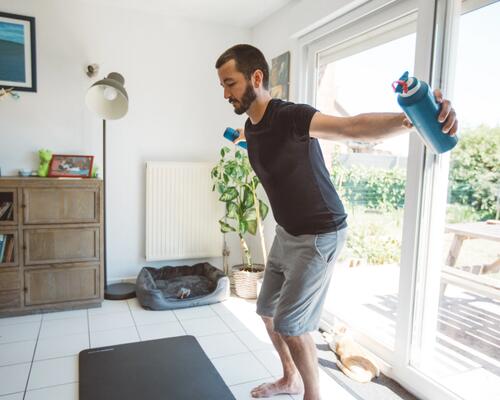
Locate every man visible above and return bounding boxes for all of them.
[215,44,457,400]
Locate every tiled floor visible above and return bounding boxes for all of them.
[0,296,356,400]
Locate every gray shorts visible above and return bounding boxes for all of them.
[256,225,347,336]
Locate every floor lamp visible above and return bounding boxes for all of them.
[85,72,136,300]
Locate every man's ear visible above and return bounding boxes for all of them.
[252,69,264,88]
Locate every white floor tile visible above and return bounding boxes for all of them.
[210,297,256,316]
[27,356,78,390]
[218,312,253,332]
[219,311,266,333]
[230,378,294,400]
[0,340,36,366]
[0,322,40,344]
[235,329,274,351]
[197,332,248,359]
[35,333,88,360]
[253,349,283,376]
[42,309,87,321]
[212,352,271,386]
[0,314,41,327]
[88,300,129,315]
[0,363,31,396]
[290,369,356,400]
[127,298,144,311]
[90,326,140,348]
[0,393,24,400]
[181,316,231,337]
[89,311,134,332]
[39,317,87,339]
[132,309,177,326]
[137,321,185,341]
[25,383,78,400]
[174,305,217,320]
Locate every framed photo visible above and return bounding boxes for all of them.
[48,155,94,178]
[270,51,290,101]
[0,12,37,92]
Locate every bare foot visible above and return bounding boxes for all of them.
[251,376,304,398]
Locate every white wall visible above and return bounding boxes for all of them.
[251,0,360,101]
[0,0,360,281]
[0,0,251,280]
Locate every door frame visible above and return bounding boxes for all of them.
[296,0,465,399]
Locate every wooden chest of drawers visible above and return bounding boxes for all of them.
[0,177,104,316]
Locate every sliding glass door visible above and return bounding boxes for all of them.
[300,0,419,361]
[315,21,416,352]
[300,0,499,398]
[409,2,500,399]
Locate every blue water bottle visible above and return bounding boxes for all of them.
[393,71,458,154]
[223,127,247,149]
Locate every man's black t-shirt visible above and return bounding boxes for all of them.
[244,99,348,236]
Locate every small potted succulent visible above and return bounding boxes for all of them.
[211,146,269,299]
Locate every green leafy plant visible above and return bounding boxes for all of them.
[211,146,269,271]
[449,125,500,220]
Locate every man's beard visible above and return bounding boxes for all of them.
[230,81,256,115]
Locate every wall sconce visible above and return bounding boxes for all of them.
[86,64,100,78]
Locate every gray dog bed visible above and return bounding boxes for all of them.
[136,262,230,310]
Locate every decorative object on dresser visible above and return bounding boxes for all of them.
[85,71,134,300]
[0,12,37,92]
[0,177,104,316]
[48,154,94,178]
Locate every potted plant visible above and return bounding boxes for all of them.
[211,146,269,299]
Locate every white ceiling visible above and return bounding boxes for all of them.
[86,0,295,28]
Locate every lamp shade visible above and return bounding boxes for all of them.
[86,72,128,120]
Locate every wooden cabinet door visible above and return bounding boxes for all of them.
[0,271,20,291]
[23,187,100,224]
[24,264,100,305]
[24,227,100,265]
[0,291,20,310]
[0,271,21,310]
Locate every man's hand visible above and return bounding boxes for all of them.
[402,89,458,136]
[234,128,246,144]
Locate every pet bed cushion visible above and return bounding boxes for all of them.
[136,262,230,310]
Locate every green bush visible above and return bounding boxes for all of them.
[345,218,401,264]
[331,163,406,211]
[445,203,484,224]
[449,125,500,220]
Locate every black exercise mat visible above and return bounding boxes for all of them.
[79,335,236,400]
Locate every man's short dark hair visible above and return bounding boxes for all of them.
[216,44,269,90]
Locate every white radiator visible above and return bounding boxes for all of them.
[145,161,223,261]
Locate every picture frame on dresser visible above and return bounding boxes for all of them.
[48,154,94,178]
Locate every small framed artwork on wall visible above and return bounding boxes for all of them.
[270,51,290,101]
[0,12,37,92]
[48,155,94,178]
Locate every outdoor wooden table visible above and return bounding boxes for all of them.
[441,221,500,299]
[445,221,500,273]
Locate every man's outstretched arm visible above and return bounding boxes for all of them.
[309,89,458,142]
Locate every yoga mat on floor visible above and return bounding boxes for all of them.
[79,335,236,400]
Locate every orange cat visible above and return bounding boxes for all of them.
[322,324,380,383]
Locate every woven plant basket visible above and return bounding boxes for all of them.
[232,264,264,299]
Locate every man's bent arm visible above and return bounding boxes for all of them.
[309,112,408,142]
